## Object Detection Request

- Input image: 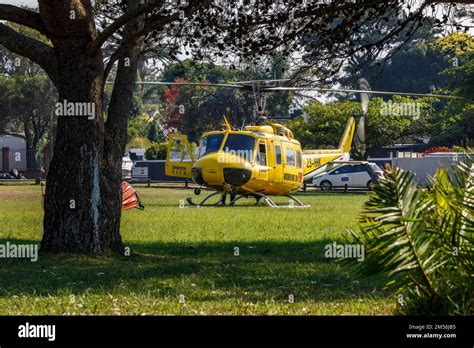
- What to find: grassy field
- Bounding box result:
[0,184,395,315]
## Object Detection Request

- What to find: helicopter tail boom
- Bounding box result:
[302,117,356,181]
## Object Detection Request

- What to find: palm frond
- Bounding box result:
[346,158,474,314]
[347,166,443,299]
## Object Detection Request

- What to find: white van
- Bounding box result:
[312,162,384,190]
[132,161,149,181]
[122,153,133,180]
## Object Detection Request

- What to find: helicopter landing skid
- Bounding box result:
[248,192,310,208]
[186,191,225,207]
[186,191,309,208]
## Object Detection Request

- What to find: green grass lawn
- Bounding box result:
[0,184,395,315]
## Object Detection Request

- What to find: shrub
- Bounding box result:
[145,142,168,160]
[422,146,453,156]
[346,160,474,315]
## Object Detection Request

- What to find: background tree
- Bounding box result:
[0,75,54,150]
[288,97,433,153]
[0,22,56,152]
[157,60,254,141]
[145,142,167,160]
[430,33,474,146]
[146,121,158,143]
[344,38,452,94]
[126,114,153,149]
[327,10,452,90]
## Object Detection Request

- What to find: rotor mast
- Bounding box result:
[252,82,268,124]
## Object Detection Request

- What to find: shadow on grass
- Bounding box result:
[0,238,389,303]
[295,191,371,196]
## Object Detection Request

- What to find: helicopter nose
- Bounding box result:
[192,152,252,187]
[191,167,205,185]
[192,153,224,186]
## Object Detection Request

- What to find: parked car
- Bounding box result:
[312,162,384,190]
[132,161,148,181]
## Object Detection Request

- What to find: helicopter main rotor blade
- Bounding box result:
[109,80,461,99]
[228,79,291,84]
[263,87,463,99]
[113,81,247,89]
[358,78,371,115]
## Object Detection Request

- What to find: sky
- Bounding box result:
[2,0,37,5]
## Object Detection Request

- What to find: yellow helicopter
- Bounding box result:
[164,115,355,207]
[136,79,459,207]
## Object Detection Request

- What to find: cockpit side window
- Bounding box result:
[275,145,282,165]
[258,142,267,166]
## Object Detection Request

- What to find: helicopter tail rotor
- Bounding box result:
[353,78,371,160]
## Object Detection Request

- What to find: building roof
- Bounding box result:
[0,134,26,150]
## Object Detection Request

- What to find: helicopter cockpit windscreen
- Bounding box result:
[198,133,225,158]
[223,134,255,161]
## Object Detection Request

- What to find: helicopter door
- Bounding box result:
[254,140,270,182]
[165,134,195,179]
[265,140,275,182]
[273,142,283,183]
[282,144,300,188]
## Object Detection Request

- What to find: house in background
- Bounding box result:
[391,152,470,186]
[367,143,430,168]
[0,134,28,172]
[367,143,470,186]
[0,134,50,178]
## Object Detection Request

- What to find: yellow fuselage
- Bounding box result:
[192,128,304,195]
[165,118,356,196]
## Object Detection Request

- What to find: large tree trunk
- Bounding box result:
[101,1,144,248]
[1,0,144,253]
[40,0,124,253]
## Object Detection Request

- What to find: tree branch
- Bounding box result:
[90,0,166,53]
[364,1,431,51]
[103,13,175,80]
[0,23,59,85]
[0,5,48,36]
[103,0,208,80]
